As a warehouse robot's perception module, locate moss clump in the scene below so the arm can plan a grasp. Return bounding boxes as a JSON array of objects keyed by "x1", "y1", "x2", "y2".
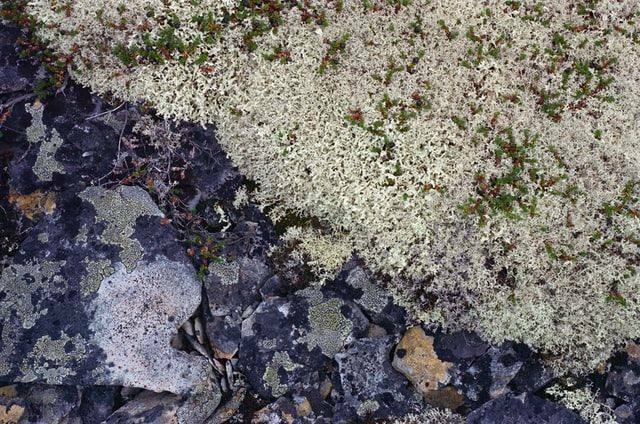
[{"x1": 24, "y1": 0, "x2": 640, "y2": 372}]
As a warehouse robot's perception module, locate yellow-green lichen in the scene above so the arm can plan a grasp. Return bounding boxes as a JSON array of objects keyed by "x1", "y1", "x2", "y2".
[
  {"x1": 263, "y1": 351, "x2": 302, "y2": 398},
  {"x1": 79, "y1": 186, "x2": 163, "y2": 271},
  {"x1": 19, "y1": 332, "x2": 88, "y2": 384},
  {"x1": 80, "y1": 258, "x2": 114, "y2": 295},
  {"x1": 25, "y1": 102, "x2": 66, "y2": 181},
  {"x1": 299, "y1": 291, "x2": 355, "y2": 357},
  {"x1": 0, "y1": 261, "x2": 66, "y2": 377}
]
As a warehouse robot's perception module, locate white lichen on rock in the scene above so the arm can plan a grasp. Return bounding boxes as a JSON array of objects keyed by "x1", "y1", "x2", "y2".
[
  {"x1": 546, "y1": 381, "x2": 617, "y2": 424},
  {"x1": 26, "y1": 0, "x2": 640, "y2": 371},
  {"x1": 277, "y1": 226, "x2": 353, "y2": 281}
]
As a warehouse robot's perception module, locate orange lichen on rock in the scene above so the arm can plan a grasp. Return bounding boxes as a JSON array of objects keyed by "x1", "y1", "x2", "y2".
[
  {"x1": 8, "y1": 190, "x2": 56, "y2": 220},
  {"x1": 392, "y1": 326, "x2": 453, "y2": 395}
]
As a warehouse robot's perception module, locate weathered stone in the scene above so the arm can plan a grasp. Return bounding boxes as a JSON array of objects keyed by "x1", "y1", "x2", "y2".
[
  {"x1": 606, "y1": 356, "x2": 640, "y2": 403},
  {"x1": 325, "y1": 262, "x2": 407, "y2": 335},
  {"x1": 238, "y1": 288, "x2": 368, "y2": 400},
  {"x1": 392, "y1": 326, "x2": 453, "y2": 395},
  {"x1": 614, "y1": 400, "x2": 640, "y2": 424},
  {"x1": 0, "y1": 397, "x2": 26, "y2": 424},
  {"x1": 0, "y1": 384, "x2": 84, "y2": 424},
  {"x1": 433, "y1": 332, "x2": 554, "y2": 409},
  {"x1": 467, "y1": 393, "x2": 585, "y2": 424},
  {"x1": 435, "y1": 330, "x2": 489, "y2": 361},
  {"x1": 73, "y1": 386, "x2": 119, "y2": 424},
  {"x1": 0, "y1": 23, "x2": 37, "y2": 94},
  {"x1": 0, "y1": 184, "x2": 218, "y2": 410},
  {"x1": 105, "y1": 389, "x2": 218, "y2": 424},
  {"x1": 251, "y1": 397, "x2": 298, "y2": 424},
  {"x1": 204, "y1": 256, "x2": 271, "y2": 358},
  {"x1": 333, "y1": 337, "x2": 424, "y2": 423}
]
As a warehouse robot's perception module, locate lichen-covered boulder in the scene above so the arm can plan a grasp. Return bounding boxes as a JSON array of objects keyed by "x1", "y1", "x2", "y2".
[
  {"x1": 467, "y1": 393, "x2": 585, "y2": 424},
  {"x1": 332, "y1": 337, "x2": 425, "y2": 423},
  {"x1": 1, "y1": 89, "x2": 220, "y2": 420},
  {"x1": 0, "y1": 185, "x2": 217, "y2": 403},
  {"x1": 238, "y1": 287, "x2": 368, "y2": 401},
  {"x1": 204, "y1": 256, "x2": 271, "y2": 359}
]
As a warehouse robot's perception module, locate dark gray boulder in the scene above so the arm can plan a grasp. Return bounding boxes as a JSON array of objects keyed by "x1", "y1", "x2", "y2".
[
  {"x1": 466, "y1": 393, "x2": 585, "y2": 424},
  {"x1": 238, "y1": 287, "x2": 368, "y2": 401}
]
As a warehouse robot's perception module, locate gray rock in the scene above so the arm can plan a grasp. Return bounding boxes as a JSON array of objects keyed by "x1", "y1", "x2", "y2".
[
  {"x1": 204, "y1": 256, "x2": 271, "y2": 358},
  {"x1": 251, "y1": 396, "x2": 330, "y2": 423},
  {"x1": 324, "y1": 262, "x2": 407, "y2": 336},
  {"x1": 7, "y1": 93, "x2": 120, "y2": 195},
  {"x1": 0, "y1": 383, "x2": 117, "y2": 424},
  {"x1": 606, "y1": 356, "x2": 640, "y2": 403},
  {"x1": 238, "y1": 288, "x2": 368, "y2": 400},
  {"x1": 614, "y1": 400, "x2": 640, "y2": 424},
  {"x1": 434, "y1": 335, "x2": 554, "y2": 409},
  {"x1": 0, "y1": 23, "x2": 37, "y2": 94},
  {"x1": 332, "y1": 337, "x2": 424, "y2": 423},
  {"x1": 0, "y1": 384, "x2": 80, "y2": 423},
  {"x1": 466, "y1": 393, "x2": 585, "y2": 424},
  {"x1": 105, "y1": 389, "x2": 216, "y2": 424},
  {"x1": 0, "y1": 185, "x2": 219, "y2": 412}
]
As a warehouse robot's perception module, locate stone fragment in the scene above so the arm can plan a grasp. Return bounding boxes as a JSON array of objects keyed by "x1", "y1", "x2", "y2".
[
  {"x1": 238, "y1": 288, "x2": 368, "y2": 400},
  {"x1": 204, "y1": 256, "x2": 270, "y2": 359},
  {"x1": 251, "y1": 397, "x2": 297, "y2": 424},
  {"x1": 435, "y1": 330, "x2": 489, "y2": 361},
  {"x1": 333, "y1": 337, "x2": 424, "y2": 423},
  {"x1": 105, "y1": 389, "x2": 217, "y2": 424},
  {"x1": 0, "y1": 400, "x2": 25, "y2": 424},
  {"x1": 392, "y1": 326, "x2": 453, "y2": 394},
  {"x1": 467, "y1": 393, "x2": 585, "y2": 424}
]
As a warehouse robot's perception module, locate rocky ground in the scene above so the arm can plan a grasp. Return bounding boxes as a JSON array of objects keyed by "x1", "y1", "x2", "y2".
[{"x1": 1, "y1": 21, "x2": 639, "y2": 424}]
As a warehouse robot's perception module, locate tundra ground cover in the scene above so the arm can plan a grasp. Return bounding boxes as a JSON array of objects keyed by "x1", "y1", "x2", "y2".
[{"x1": 22, "y1": 0, "x2": 640, "y2": 372}]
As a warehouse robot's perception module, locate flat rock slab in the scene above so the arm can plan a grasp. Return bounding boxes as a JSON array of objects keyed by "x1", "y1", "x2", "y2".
[
  {"x1": 1, "y1": 92, "x2": 219, "y2": 417},
  {"x1": 238, "y1": 287, "x2": 369, "y2": 400},
  {"x1": 467, "y1": 393, "x2": 585, "y2": 424},
  {"x1": 0, "y1": 185, "x2": 215, "y2": 397},
  {"x1": 333, "y1": 337, "x2": 424, "y2": 423}
]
